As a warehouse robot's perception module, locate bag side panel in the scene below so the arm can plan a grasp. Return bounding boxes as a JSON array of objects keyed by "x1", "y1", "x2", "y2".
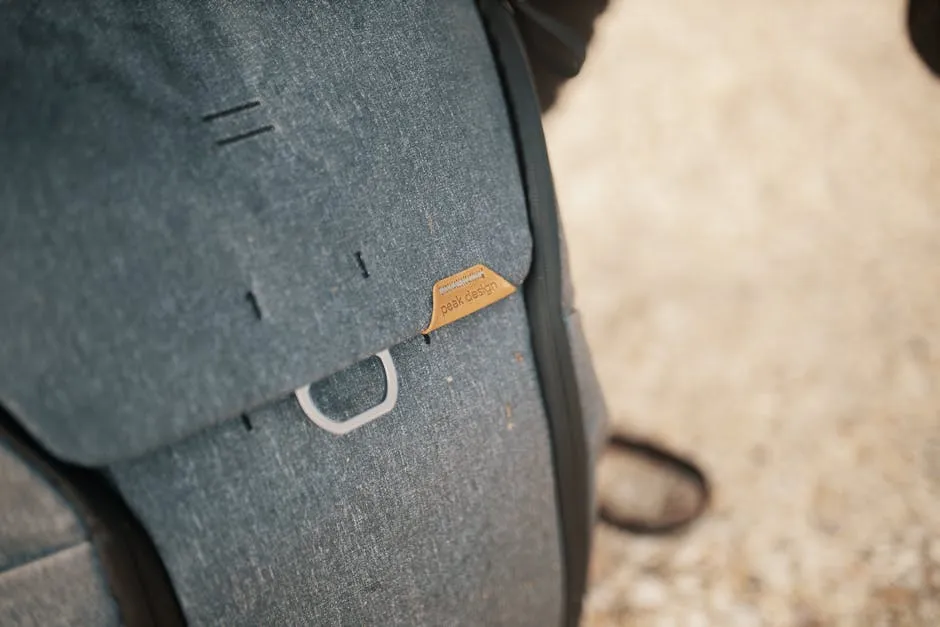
[
  {"x1": 110, "y1": 295, "x2": 564, "y2": 626},
  {"x1": 0, "y1": 544, "x2": 119, "y2": 627}
]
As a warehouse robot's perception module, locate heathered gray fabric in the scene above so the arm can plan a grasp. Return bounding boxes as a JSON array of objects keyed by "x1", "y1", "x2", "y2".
[
  {"x1": 0, "y1": 0, "x2": 531, "y2": 465},
  {"x1": 110, "y1": 294, "x2": 563, "y2": 626},
  {"x1": 566, "y1": 311, "x2": 609, "y2": 525},
  {"x1": 0, "y1": 543, "x2": 120, "y2": 627},
  {"x1": 0, "y1": 441, "x2": 84, "y2": 572},
  {"x1": 560, "y1": 219, "x2": 577, "y2": 315},
  {"x1": 307, "y1": 355, "x2": 387, "y2": 422},
  {"x1": 1, "y1": 3, "x2": 604, "y2": 624}
]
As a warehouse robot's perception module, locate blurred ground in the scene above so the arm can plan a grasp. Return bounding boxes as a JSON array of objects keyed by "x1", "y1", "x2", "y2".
[{"x1": 543, "y1": 0, "x2": 940, "y2": 624}]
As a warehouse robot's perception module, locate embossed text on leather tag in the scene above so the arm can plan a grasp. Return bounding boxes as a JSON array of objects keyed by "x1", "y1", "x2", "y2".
[{"x1": 423, "y1": 264, "x2": 516, "y2": 334}]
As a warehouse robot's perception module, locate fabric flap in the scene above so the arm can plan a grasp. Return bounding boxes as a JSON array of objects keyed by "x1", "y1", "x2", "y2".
[{"x1": 0, "y1": 0, "x2": 530, "y2": 465}]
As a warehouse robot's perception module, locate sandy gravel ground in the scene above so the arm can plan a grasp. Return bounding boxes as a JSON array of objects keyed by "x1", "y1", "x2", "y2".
[{"x1": 543, "y1": 1, "x2": 940, "y2": 624}]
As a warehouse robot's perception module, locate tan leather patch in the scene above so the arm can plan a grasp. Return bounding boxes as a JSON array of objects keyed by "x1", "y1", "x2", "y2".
[{"x1": 423, "y1": 264, "x2": 516, "y2": 334}]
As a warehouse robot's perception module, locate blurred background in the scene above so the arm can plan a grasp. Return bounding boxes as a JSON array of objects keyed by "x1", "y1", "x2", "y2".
[{"x1": 541, "y1": 0, "x2": 940, "y2": 624}]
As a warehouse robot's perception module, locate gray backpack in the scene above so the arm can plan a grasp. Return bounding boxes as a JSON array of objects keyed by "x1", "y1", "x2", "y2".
[{"x1": 1, "y1": 1, "x2": 607, "y2": 624}]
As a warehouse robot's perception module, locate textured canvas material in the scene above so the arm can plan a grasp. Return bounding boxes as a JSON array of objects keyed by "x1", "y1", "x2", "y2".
[
  {"x1": 566, "y1": 311, "x2": 608, "y2": 526},
  {"x1": 110, "y1": 294, "x2": 564, "y2": 626},
  {"x1": 0, "y1": 441, "x2": 84, "y2": 572},
  {"x1": 566, "y1": 312, "x2": 607, "y2": 464},
  {"x1": 307, "y1": 355, "x2": 387, "y2": 422},
  {"x1": 0, "y1": 543, "x2": 119, "y2": 627},
  {"x1": 1, "y1": 1, "x2": 608, "y2": 624},
  {"x1": 0, "y1": 0, "x2": 531, "y2": 465}
]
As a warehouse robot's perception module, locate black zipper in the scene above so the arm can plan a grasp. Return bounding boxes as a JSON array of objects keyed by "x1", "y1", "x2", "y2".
[{"x1": 477, "y1": 2, "x2": 591, "y2": 625}]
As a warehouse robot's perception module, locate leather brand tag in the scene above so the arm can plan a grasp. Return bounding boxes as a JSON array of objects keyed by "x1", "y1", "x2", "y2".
[{"x1": 423, "y1": 264, "x2": 516, "y2": 334}]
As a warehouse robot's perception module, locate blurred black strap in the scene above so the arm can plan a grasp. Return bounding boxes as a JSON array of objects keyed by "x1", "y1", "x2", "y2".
[{"x1": 600, "y1": 433, "x2": 711, "y2": 535}]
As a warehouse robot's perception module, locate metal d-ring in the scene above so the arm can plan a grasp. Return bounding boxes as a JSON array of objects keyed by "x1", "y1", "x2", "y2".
[{"x1": 294, "y1": 350, "x2": 399, "y2": 435}]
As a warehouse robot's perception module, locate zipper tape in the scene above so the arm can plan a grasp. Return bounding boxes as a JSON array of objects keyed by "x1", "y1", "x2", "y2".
[{"x1": 478, "y1": 2, "x2": 592, "y2": 625}]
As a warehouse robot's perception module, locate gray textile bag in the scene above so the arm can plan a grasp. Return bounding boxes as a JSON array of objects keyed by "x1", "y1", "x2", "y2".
[{"x1": 0, "y1": 1, "x2": 607, "y2": 625}]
